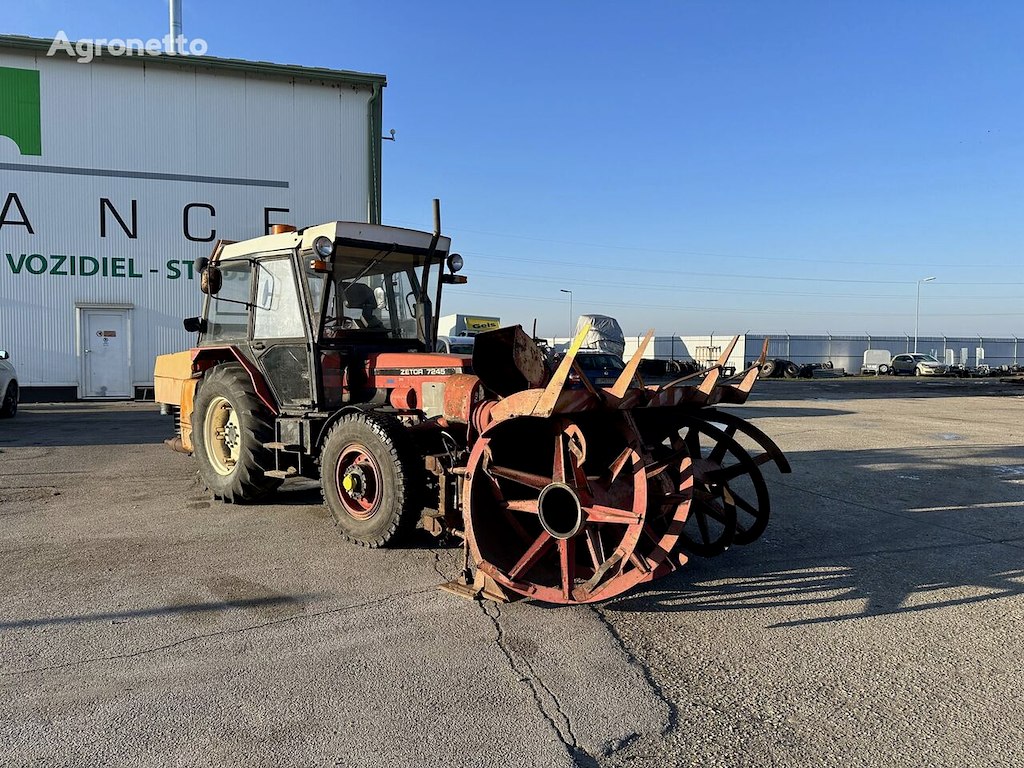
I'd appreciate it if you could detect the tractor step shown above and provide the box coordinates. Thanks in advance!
[264,468,298,479]
[263,441,303,452]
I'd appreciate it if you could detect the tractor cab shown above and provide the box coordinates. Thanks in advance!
[188,219,467,413]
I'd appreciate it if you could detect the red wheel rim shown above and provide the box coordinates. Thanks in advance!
[463,415,669,604]
[334,444,382,520]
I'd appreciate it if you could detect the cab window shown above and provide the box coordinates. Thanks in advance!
[205,261,252,341]
[254,258,306,339]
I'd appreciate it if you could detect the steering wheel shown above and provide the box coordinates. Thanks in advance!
[323,316,357,335]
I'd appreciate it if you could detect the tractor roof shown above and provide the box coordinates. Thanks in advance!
[218,222,452,264]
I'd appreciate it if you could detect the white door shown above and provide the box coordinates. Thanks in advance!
[81,308,131,398]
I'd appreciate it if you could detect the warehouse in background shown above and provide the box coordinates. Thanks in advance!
[0,34,385,401]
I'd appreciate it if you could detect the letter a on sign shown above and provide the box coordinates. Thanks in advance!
[0,67,42,156]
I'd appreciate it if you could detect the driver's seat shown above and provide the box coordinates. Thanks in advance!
[341,282,384,330]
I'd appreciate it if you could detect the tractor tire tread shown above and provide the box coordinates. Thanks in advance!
[193,363,281,503]
[320,411,423,549]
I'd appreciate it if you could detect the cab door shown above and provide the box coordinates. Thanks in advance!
[252,256,312,408]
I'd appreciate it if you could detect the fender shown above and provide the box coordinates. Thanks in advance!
[191,346,279,415]
[313,404,378,452]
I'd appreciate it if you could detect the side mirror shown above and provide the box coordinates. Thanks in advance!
[194,256,210,273]
[200,264,223,295]
[0,350,8,360]
[183,317,207,333]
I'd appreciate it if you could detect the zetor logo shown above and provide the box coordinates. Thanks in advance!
[0,66,42,156]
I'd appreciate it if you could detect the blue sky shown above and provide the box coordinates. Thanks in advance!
[7,1,1024,336]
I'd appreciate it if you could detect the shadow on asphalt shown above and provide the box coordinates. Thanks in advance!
[604,443,1024,625]
[0,405,167,447]
[749,377,1023,402]
[0,594,319,631]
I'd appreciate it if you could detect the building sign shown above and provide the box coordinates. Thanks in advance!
[0,66,42,155]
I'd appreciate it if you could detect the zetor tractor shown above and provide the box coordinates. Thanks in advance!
[154,203,791,605]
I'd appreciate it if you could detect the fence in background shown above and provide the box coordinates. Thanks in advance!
[547,333,1022,372]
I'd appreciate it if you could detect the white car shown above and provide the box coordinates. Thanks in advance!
[892,353,947,376]
[0,349,17,418]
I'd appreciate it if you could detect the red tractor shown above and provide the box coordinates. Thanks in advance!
[155,203,789,605]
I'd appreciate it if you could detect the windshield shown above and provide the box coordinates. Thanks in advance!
[911,354,940,363]
[305,247,434,341]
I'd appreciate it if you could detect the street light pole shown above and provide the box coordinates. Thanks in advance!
[915,276,936,353]
[560,289,573,340]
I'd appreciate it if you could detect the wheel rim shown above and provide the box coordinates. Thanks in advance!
[203,395,242,475]
[464,414,663,604]
[334,444,383,520]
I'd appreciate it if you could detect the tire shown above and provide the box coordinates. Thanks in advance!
[666,360,682,375]
[192,363,281,503]
[824,360,834,370]
[0,381,17,418]
[320,412,423,548]
[878,364,890,375]
[784,362,800,378]
[760,359,776,378]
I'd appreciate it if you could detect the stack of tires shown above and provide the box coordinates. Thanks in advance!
[759,358,813,379]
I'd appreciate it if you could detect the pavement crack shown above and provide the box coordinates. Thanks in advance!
[591,605,678,748]
[479,600,597,767]
[2,586,437,677]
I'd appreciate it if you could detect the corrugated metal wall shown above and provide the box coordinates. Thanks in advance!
[0,48,377,394]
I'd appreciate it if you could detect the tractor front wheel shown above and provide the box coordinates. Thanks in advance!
[320,412,422,548]
[192,363,280,503]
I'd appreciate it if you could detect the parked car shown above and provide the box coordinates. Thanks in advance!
[891,353,947,376]
[0,349,18,418]
[553,350,626,388]
[435,335,475,355]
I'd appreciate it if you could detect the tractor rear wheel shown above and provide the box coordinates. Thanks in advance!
[320,412,422,548]
[192,363,281,503]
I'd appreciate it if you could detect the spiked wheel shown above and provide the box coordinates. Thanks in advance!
[464,414,666,604]
[658,415,771,556]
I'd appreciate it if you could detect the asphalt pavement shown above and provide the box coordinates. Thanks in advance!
[1,377,1022,766]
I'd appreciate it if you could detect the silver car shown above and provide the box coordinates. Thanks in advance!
[0,349,17,417]
[891,353,947,376]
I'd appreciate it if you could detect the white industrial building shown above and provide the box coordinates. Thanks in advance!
[0,35,385,400]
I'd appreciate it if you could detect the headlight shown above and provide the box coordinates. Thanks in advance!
[447,253,464,273]
[313,236,334,258]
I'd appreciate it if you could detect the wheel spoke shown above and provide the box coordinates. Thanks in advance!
[707,461,752,484]
[707,425,738,463]
[559,538,575,601]
[553,433,567,484]
[584,525,606,570]
[508,531,553,580]
[685,426,702,459]
[504,499,539,514]
[696,499,730,525]
[489,465,551,491]
[730,488,759,516]
[586,504,642,525]
[695,507,711,544]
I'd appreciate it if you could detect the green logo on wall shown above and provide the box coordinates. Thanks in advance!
[0,66,42,156]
